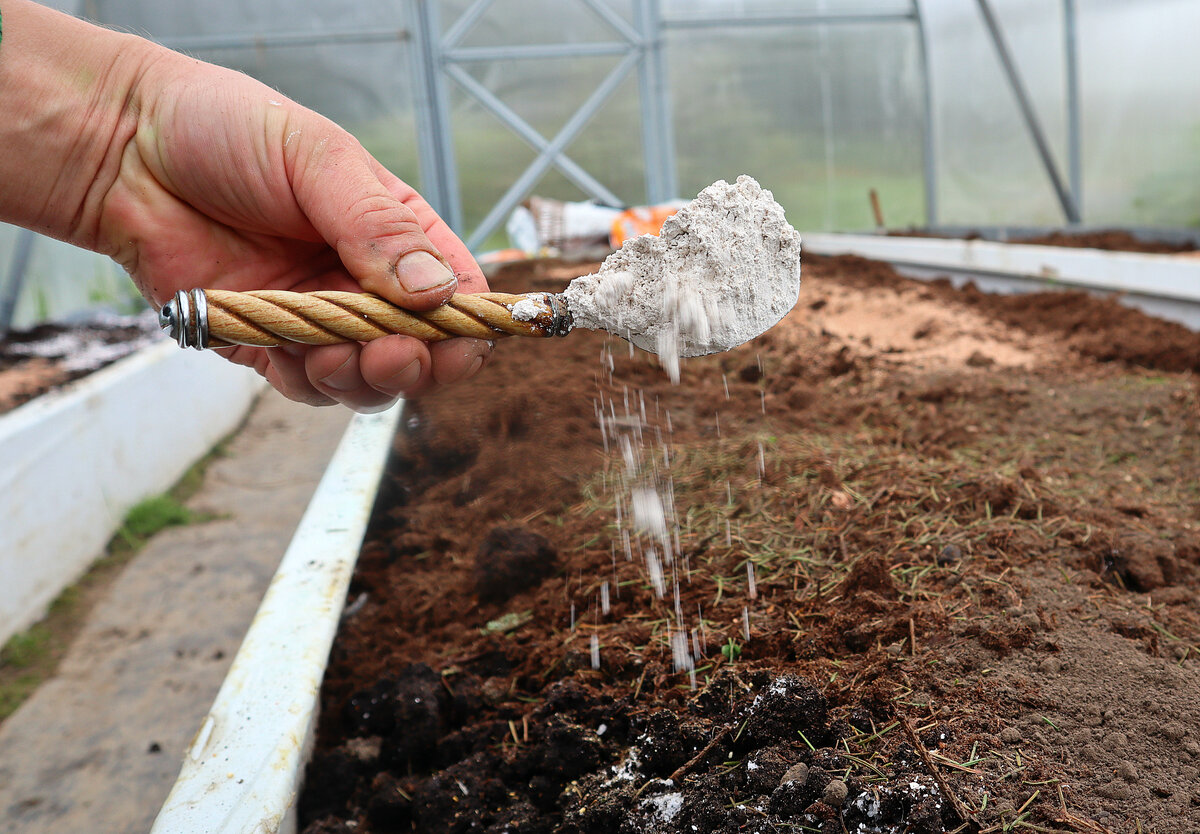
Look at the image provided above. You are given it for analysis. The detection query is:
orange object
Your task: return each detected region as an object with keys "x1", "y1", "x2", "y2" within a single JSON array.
[
  {"x1": 477, "y1": 248, "x2": 530, "y2": 265},
  {"x1": 610, "y1": 205, "x2": 681, "y2": 248}
]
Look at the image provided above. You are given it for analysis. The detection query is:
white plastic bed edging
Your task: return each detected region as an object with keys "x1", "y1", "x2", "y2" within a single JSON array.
[
  {"x1": 0, "y1": 339, "x2": 263, "y2": 646},
  {"x1": 802, "y1": 233, "x2": 1200, "y2": 330},
  {"x1": 150, "y1": 401, "x2": 404, "y2": 834}
]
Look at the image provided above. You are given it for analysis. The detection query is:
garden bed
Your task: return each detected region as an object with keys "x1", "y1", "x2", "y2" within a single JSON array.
[
  {"x1": 801, "y1": 234, "x2": 1200, "y2": 332},
  {"x1": 301, "y1": 254, "x2": 1200, "y2": 834},
  {"x1": 1007, "y1": 230, "x2": 1197, "y2": 254},
  {"x1": 888, "y1": 228, "x2": 1199, "y2": 255},
  {"x1": 0, "y1": 310, "x2": 161, "y2": 414}
]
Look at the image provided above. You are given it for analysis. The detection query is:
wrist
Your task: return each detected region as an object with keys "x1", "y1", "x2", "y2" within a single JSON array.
[{"x1": 0, "y1": 0, "x2": 164, "y2": 248}]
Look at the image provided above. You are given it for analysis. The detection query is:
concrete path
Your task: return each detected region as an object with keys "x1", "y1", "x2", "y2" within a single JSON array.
[{"x1": 0, "y1": 391, "x2": 353, "y2": 834}]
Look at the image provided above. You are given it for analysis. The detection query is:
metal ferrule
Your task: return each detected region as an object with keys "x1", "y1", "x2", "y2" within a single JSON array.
[
  {"x1": 545, "y1": 292, "x2": 574, "y2": 337},
  {"x1": 158, "y1": 289, "x2": 210, "y2": 350}
]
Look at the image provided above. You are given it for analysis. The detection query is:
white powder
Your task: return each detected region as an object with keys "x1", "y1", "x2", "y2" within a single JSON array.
[
  {"x1": 642, "y1": 791, "x2": 684, "y2": 823},
  {"x1": 7, "y1": 309, "x2": 161, "y2": 373},
  {"x1": 606, "y1": 749, "x2": 642, "y2": 784},
  {"x1": 630, "y1": 486, "x2": 668, "y2": 540},
  {"x1": 563, "y1": 175, "x2": 801, "y2": 381},
  {"x1": 509, "y1": 296, "x2": 544, "y2": 322}
]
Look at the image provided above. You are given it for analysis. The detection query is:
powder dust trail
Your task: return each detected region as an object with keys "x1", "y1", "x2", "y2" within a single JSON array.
[{"x1": 585, "y1": 175, "x2": 800, "y2": 685}]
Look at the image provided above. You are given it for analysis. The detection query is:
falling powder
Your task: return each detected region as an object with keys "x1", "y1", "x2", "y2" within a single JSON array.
[
  {"x1": 631, "y1": 486, "x2": 669, "y2": 540},
  {"x1": 582, "y1": 177, "x2": 796, "y2": 692},
  {"x1": 563, "y1": 175, "x2": 802, "y2": 381}
]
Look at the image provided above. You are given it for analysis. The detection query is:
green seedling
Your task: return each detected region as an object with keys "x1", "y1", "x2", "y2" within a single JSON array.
[
  {"x1": 721, "y1": 638, "x2": 742, "y2": 662},
  {"x1": 483, "y1": 610, "x2": 533, "y2": 635}
]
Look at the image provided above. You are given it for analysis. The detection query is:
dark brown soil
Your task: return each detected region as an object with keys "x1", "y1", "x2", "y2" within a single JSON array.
[{"x1": 301, "y1": 255, "x2": 1200, "y2": 834}]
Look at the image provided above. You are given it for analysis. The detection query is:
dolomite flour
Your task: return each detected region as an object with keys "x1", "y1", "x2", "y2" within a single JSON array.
[{"x1": 561, "y1": 175, "x2": 801, "y2": 381}]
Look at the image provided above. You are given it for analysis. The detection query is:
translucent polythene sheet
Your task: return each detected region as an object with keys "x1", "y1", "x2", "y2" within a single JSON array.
[
  {"x1": 40, "y1": 0, "x2": 1200, "y2": 233},
  {"x1": 9, "y1": 0, "x2": 1199, "y2": 328},
  {"x1": 664, "y1": 19, "x2": 924, "y2": 231},
  {"x1": 921, "y1": 0, "x2": 1200, "y2": 228},
  {"x1": 132, "y1": 0, "x2": 1200, "y2": 230}
]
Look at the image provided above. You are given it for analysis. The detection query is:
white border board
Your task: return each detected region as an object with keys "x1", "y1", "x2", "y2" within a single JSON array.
[
  {"x1": 150, "y1": 402, "x2": 403, "y2": 834},
  {"x1": 0, "y1": 340, "x2": 263, "y2": 644},
  {"x1": 802, "y1": 233, "x2": 1200, "y2": 330}
]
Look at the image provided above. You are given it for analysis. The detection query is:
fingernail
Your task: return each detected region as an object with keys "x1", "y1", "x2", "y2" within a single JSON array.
[
  {"x1": 279, "y1": 343, "x2": 306, "y2": 358},
  {"x1": 396, "y1": 251, "x2": 454, "y2": 293},
  {"x1": 435, "y1": 354, "x2": 484, "y2": 387},
  {"x1": 383, "y1": 359, "x2": 422, "y2": 392},
  {"x1": 461, "y1": 355, "x2": 484, "y2": 381},
  {"x1": 318, "y1": 354, "x2": 359, "y2": 391}
]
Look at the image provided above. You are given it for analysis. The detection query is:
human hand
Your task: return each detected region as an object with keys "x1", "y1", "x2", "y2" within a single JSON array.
[{"x1": 97, "y1": 51, "x2": 491, "y2": 411}]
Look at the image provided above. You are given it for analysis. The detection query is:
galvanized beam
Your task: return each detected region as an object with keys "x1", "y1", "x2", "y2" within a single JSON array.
[
  {"x1": 0, "y1": 229, "x2": 36, "y2": 339},
  {"x1": 975, "y1": 0, "x2": 1080, "y2": 223},
  {"x1": 159, "y1": 27, "x2": 408, "y2": 51},
  {"x1": 441, "y1": 0, "x2": 498, "y2": 50},
  {"x1": 579, "y1": 0, "x2": 643, "y2": 46},
  {"x1": 913, "y1": 0, "x2": 938, "y2": 226},
  {"x1": 442, "y1": 63, "x2": 623, "y2": 207},
  {"x1": 467, "y1": 49, "x2": 642, "y2": 250},
  {"x1": 444, "y1": 42, "x2": 633, "y2": 62},
  {"x1": 662, "y1": 11, "x2": 916, "y2": 29},
  {"x1": 407, "y1": 0, "x2": 463, "y2": 231},
  {"x1": 636, "y1": 0, "x2": 677, "y2": 203},
  {"x1": 1063, "y1": 0, "x2": 1082, "y2": 219}
]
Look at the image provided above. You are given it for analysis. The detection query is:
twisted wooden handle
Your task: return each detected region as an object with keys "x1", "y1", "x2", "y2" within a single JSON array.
[{"x1": 200, "y1": 289, "x2": 565, "y2": 348}]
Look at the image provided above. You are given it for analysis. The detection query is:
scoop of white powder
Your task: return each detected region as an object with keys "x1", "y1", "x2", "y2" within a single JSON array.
[{"x1": 561, "y1": 175, "x2": 801, "y2": 381}]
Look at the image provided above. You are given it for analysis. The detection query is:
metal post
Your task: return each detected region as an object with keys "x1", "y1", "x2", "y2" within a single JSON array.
[
  {"x1": 975, "y1": 0, "x2": 1080, "y2": 223},
  {"x1": 407, "y1": 0, "x2": 463, "y2": 233},
  {"x1": 912, "y1": 0, "x2": 938, "y2": 226},
  {"x1": 1063, "y1": 0, "x2": 1082, "y2": 222},
  {"x1": 636, "y1": 0, "x2": 677, "y2": 203},
  {"x1": 652, "y1": 0, "x2": 678, "y2": 201},
  {"x1": 816, "y1": 0, "x2": 836, "y2": 229},
  {"x1": 0, "y1": 229, "x2": 36, "y2": 339},
  {"x1": 635, "y1": 0, "x2": 662, "y2": 203}
]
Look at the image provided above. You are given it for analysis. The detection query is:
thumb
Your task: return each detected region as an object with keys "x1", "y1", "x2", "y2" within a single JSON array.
[{"x1": 290, "y1": 129, "x2": 456, "y2": 310}]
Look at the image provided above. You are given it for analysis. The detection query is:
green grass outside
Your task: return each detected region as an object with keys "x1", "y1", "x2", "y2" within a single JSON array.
[{"x1": 352, "y1": 109, "x2": 928, "y2": 254}]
